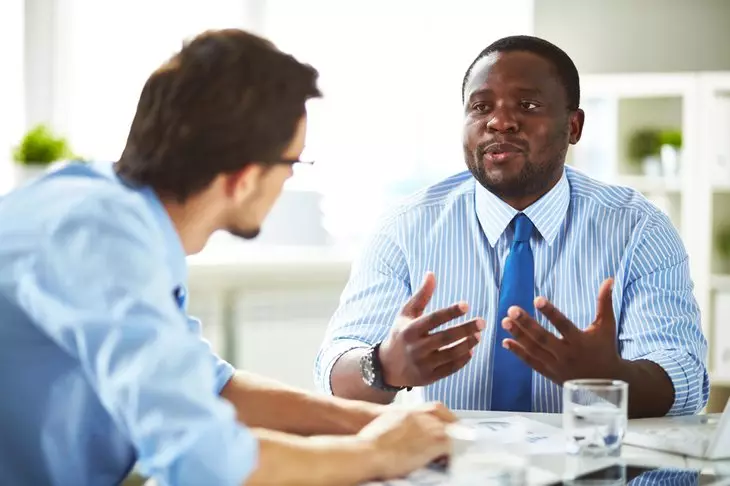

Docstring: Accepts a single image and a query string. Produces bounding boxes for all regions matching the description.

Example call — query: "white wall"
[262,0,535,245]
[22,0,253,162]
[24,0,53,130]
[0,0,25,193]
[534,0,730,74]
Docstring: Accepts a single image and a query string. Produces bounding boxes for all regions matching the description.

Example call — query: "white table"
[135,411,730,485]
[372,410,730,485]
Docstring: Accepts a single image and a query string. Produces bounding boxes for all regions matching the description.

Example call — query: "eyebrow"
[467,89,490,103]
[514,87,545,97]
[467,86,545,103]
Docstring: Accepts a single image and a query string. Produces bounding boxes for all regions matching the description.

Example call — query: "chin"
[484,162,524,179]
[229,227,261,240]
[483,171,519,188]
[482,173,531,198]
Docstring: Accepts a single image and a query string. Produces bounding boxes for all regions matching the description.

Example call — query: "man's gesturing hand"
[379,272,485,388]
[501,278,623,384]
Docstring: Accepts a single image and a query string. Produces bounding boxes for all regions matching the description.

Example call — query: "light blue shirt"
[0,162,256,485]
[316,167,709,415]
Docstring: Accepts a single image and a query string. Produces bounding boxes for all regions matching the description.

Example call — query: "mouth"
[481,143,525,164]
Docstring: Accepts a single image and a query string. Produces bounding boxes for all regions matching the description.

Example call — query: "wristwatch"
[360,342,411,392]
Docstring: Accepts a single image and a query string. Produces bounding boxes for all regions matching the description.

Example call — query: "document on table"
[364,416,565,485]
[455,414,566,455]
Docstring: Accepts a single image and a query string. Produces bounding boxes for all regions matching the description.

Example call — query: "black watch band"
[360,342,412,392]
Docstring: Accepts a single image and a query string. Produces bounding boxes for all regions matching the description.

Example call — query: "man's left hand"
[501,278,624,384]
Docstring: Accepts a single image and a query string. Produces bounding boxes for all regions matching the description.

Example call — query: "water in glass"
[563,380,628,457]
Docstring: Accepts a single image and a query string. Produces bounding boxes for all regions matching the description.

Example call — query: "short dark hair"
[116,29,321,201]
[461,35,580,111]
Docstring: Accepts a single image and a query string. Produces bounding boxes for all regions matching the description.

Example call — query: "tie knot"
[513,213,534,242]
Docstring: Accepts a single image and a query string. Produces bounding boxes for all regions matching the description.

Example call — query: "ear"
[569,108,585,145]
[224,164,264,203]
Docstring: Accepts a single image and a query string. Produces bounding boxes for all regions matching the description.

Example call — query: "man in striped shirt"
[315,35,709,418]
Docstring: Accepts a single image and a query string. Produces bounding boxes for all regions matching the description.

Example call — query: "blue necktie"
[490,213,535,411]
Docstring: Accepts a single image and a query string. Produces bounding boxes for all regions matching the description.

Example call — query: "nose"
[486,104,519,133]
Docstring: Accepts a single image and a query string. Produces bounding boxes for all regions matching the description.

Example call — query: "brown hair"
[116,28,321,201]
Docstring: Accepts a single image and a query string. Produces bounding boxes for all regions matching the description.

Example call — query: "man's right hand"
[357,402,453,479]
[246,402,456,485]
[378,272,485,388]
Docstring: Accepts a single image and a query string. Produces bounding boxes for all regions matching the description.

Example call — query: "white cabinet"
[233,287,343,392]
[187,247,352,392]
[712,290,730,380]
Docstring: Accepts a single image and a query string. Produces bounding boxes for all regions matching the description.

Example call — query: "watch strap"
[370,342,412,392]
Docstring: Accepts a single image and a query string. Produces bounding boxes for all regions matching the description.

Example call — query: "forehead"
[464,50,565,102]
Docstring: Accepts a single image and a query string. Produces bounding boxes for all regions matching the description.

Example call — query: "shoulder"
[376,171,475,234]
[566,166,667,224]
[566,167,682,256]
[0,163,161,247]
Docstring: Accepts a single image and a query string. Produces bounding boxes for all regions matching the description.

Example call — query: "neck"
[502,195,542,212]
[162,196,220,255]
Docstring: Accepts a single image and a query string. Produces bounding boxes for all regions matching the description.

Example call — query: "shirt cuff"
[316,339,370,395]
[214,358,236,395]
[638,350,709,416]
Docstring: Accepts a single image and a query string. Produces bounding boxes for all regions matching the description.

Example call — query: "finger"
[534,297,581,341]
[505,307,563,357]
[428,334,479,369]
[502,317,559,364]
[405,302,469,338]
[415,318,484,352]
[429,352,472,382]
[502,338,556,381]
[419,402,458,423]
[417,414,451,460]
[595,278,616,326]
[401,272,436,318]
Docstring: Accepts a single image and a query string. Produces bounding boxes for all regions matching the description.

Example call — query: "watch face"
[361,352,377,386]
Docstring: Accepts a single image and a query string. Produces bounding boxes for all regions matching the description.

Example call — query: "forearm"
[616,359,674,418]
[245,429,381,486]
[221,370,379,435]
[330,348,398,404]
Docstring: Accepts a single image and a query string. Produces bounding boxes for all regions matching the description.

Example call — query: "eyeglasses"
[261,159,315,167]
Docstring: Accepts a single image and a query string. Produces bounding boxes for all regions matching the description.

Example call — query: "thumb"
[594,278,616,327]
[401,272,436,318]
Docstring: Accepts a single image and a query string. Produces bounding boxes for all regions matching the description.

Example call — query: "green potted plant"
[658,129,682,177]
[12,124,74,185]
[718,226,730,274]
[627,128,661,176]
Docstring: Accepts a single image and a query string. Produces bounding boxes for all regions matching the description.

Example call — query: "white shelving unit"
[571,72,730,398]
[700,74,730,393]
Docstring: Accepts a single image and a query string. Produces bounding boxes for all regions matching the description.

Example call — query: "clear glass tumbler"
[563,379,628,458]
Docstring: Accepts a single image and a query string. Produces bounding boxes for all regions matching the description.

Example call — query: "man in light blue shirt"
[317,35,709,418]
[0,29,454,486]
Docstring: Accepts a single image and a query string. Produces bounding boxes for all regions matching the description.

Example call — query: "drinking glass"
[563,379,628,458]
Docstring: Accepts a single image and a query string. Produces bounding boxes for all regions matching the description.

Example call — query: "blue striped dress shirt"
[315,167,709,415]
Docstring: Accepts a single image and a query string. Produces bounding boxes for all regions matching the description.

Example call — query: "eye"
[520,101,539,111]
[471,102,489,113]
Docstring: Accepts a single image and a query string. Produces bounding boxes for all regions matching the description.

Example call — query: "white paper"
[363,416,565,485]
[454,415,566,455]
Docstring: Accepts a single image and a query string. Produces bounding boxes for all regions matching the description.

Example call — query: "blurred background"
[3,0,730,410]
